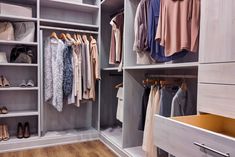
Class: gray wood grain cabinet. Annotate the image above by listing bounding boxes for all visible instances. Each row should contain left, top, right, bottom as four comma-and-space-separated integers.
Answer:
154, 0, 235, 157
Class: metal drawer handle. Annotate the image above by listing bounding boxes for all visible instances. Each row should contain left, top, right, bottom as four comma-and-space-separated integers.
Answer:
194, 142, 230, 157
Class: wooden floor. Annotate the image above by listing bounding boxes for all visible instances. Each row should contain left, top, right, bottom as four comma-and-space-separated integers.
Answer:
0, 140, 118, 157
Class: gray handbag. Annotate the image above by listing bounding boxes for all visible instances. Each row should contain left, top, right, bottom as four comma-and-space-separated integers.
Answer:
14, 22, 35, 42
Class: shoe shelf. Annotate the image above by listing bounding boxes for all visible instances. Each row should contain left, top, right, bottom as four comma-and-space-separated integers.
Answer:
0, 15, 37, 22
0, 87, 39, 91
0, 40, 38, 46
0, 63, 38, 67
0, 111, 38, 118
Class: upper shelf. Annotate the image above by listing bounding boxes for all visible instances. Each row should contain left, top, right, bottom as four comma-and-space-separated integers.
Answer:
40, 0, 99, 13
40, 18, 99, 31
0, 40, 38, 46
0, 15, 37, 22
124, 62, 199, 70
101, 0, 124, 12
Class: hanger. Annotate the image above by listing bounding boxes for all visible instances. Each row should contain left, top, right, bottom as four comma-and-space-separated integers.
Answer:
110, 8, 124, 19
50, 32, 59, 40
180, 78, 188, 91
66, 33, 74, 42
59, 33, 68, 41
77, 34, 83, 43
82, 34, 88, 43
115, 82, 123, 89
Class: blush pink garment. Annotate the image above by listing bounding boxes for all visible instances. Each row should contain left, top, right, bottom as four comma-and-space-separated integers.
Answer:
155, 0, 200, 56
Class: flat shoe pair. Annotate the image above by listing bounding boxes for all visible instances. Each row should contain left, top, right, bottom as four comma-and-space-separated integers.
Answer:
19, 80, 34, 87
0, 106, 8, 114
0, 76, 10, 87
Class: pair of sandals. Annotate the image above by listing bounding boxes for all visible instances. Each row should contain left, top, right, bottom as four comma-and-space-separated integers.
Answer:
0, 124, 9, 141
0, 106, 8, 114
0, 76, 10, 87
19, 80, 34, 87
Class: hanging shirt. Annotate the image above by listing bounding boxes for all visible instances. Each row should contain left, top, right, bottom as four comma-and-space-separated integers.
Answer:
138, 86, 151, 131
134, 0, 155, 64
155, 0, 200, 56
44, 37, 65, 112
148, 0, 188, 62
116, 87, 124, 123
109, 13, 124, 64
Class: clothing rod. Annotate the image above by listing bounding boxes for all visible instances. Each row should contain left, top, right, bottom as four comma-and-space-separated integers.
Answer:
146, 74, 197, 79
40, 25, 99, 34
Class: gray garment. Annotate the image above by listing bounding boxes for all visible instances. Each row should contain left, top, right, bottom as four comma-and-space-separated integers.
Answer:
44, 37, 65, 112
63, 45, 73, 96
44, 38, 53, 102
159, 86, 178, 117
81, 43, 87, 92
171, 88, 187, 117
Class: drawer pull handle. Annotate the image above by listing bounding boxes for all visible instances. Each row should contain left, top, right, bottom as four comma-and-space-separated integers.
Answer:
194, 142, 230, 157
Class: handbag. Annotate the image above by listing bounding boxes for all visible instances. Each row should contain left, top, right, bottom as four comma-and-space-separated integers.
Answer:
0, 52, 8, 63
10, 46, 34, 63
13, 22, 35, 42
0, 22, 14, 40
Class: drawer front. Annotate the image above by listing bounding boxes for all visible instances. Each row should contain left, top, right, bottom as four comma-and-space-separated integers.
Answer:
154, 115, 235, 157
199, 63, 235, 84
198, 84, 235, 119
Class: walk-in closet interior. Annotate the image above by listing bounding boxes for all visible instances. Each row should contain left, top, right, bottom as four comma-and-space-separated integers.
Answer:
0, 0, 235, 157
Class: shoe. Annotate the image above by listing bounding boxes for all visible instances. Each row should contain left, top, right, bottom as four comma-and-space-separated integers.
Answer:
2, 124, 9, 141
26, 80, 34, 87
1, 76, 10, 87
23, 122, 30, 138
17, 122, 24, 139
0, 78, 3, 87
0, 125, 3, 141
0, 106, 8, 114
19, 80, 27, 87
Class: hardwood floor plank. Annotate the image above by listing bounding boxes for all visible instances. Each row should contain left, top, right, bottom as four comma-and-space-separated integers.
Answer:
0, 140, 118, 157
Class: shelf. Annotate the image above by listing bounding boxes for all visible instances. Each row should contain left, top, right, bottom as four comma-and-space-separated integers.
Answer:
0, 111, 38, 118
101, 127, 122, 148
124, 62, 199, 70
0, 40, 38, 46
101, 0, 124, 12
102, 67, 120, 71
0, 87, 39, 91
40, 18, 99, 31
124, 146, 145, 157
0, 15, 37, 22
0, 63, 38, 67
0, 134, 39, 145
40, 0, 99, 13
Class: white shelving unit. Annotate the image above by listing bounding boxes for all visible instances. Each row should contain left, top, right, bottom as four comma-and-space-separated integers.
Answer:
0, 111, 38, 118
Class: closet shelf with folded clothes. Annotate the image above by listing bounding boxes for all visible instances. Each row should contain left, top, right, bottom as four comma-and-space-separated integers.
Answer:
0, 40, 38, 46
40, 19, 99, 31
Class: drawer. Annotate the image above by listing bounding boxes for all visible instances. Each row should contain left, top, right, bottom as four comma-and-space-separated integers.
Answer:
199, 63, 235, 84
198, 84, 235, 119
154, 114, 235, 157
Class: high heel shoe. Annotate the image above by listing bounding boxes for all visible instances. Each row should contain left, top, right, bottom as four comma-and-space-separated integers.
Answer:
2, 76, 10, 87
2, 124, 9, 141
24, 122, 30, 138
17, 122, 24, 139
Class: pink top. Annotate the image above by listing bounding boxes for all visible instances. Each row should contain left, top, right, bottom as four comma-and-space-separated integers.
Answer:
155, 0, 200, 56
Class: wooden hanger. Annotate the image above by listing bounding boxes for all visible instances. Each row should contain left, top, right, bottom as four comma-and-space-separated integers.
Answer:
77, 34, 83, 43
115, 82, 123, 89
66, 33, 74, 42
50, 32, 59, 40
142, 78, 158, 86
59, 33, 68, 41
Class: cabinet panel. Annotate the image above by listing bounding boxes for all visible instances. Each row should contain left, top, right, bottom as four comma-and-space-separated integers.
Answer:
199, 63, 235, 84
198, 83, 235, 119
199, 0, 235, 63
154, 114, 235, 157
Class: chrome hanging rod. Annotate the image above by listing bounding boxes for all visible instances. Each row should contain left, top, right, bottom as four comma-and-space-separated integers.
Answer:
40, 25, 99, 34
146, 74, 197, 79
